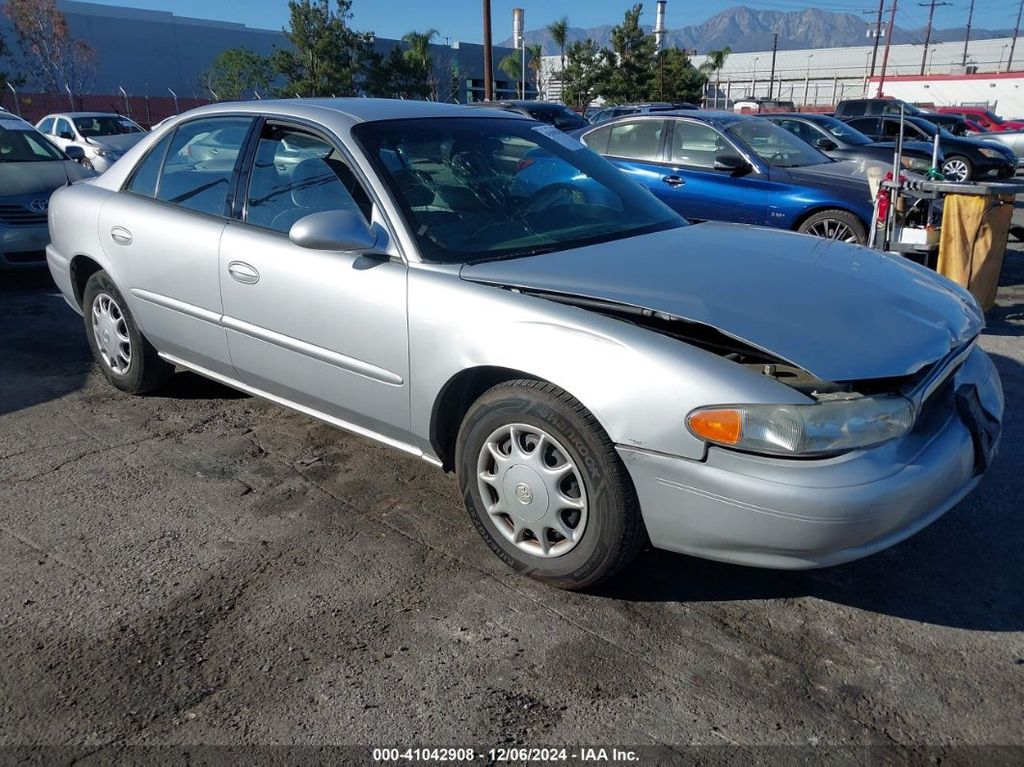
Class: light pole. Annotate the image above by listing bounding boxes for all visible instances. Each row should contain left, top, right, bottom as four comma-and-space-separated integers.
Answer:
1000, 44, 1010, 72
804, 53, 814, 106
118, 86, 131, 119
751, 57, 759, 95
167, 88, 179, 114
6, 82, 19, 117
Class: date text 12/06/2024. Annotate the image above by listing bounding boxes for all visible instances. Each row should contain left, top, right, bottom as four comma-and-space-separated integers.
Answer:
372, 747, 640, 762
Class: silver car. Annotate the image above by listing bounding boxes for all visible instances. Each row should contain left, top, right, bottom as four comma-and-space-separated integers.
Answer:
45, 99, 1003, 588
36, 112, 147, 172
0, 112, 92, 268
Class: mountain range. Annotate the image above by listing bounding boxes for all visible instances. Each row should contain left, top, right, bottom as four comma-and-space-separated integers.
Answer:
501, 6, 1011, 55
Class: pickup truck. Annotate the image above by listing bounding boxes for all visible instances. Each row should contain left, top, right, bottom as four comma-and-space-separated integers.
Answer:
834, 98, 971, 136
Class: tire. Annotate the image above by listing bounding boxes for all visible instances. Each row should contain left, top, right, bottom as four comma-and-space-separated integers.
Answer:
455, 379, 646, 590
941, 155, 973, 183
796, 209, 867, 245
82, 270, 173, 394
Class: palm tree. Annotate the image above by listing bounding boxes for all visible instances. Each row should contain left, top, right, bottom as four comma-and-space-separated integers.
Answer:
699, 47, 731, 107
547, 16, 570, 99
499, 52, 522, 98
528, 44, 544, 98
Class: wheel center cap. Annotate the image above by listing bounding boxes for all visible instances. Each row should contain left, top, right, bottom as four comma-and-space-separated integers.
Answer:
502, 464, 549, 522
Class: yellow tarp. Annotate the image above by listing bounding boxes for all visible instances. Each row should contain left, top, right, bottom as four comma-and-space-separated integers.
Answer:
937, 193, 1013, 312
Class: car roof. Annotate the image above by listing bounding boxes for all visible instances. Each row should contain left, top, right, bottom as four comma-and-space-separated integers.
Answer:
182, 98, 525, 127
586, 109, 750, 129
47, 112, 132, 118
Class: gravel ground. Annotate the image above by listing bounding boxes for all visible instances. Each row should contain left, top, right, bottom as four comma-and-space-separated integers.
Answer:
1, 214, 1023, 756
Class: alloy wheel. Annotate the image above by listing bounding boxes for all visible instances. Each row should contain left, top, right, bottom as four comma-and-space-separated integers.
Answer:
803, 218, 861, 243
476, 423, 588, 558
91, 293, 132, 375
942, 159, 970, 182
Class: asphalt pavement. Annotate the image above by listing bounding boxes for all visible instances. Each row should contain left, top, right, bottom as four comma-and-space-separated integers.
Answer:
1, 211, 1023, 757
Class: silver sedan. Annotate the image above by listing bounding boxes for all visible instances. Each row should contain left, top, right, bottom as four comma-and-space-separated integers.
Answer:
46, 99, 1003, 589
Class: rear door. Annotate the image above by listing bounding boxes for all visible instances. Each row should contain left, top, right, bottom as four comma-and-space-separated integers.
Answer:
582, 117, 670, 203
96, 115, 255, 376
217, 119, 411, 440
656, 118, 771, 224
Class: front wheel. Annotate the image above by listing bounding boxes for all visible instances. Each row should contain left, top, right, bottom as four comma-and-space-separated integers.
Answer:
83, 270, 173, 394
941, 155, 973, 183
796, 209, 867, 245
456, 380, 646, 590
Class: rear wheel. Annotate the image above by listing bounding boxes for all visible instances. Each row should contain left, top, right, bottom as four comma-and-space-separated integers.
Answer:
941, 155, 973, 182
796, 209, 867, 245
83, 270, 173, 394
456, 380, 646, 590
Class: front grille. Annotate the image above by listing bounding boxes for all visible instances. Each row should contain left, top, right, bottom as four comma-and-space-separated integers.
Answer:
4, 250, 46, 263
0, 204, 47, 226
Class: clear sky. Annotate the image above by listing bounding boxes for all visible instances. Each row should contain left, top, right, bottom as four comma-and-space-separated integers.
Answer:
90, 0, 1014, 44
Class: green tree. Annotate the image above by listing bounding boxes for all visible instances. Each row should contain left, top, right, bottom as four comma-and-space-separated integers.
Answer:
499, 52, 522, 98
601, 4, 656, 104
546, 16, 569, 99
527, 43, 543, 97
561, 38, 605, 109
364, 28, 437, 99
659, 48, 706, 104
202, 48, 273, 101
273, 0, 372, 97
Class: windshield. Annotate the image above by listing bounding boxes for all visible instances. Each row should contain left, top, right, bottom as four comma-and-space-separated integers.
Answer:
985, 111, 1003, 124
815, 116, 872, 145
0, 123, 65, 162
353, 117, 684, 264
727, 120, 830, 167
74, 115, 143, 137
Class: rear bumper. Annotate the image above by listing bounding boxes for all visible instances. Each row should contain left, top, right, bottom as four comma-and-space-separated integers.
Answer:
620, 346, 1003, 569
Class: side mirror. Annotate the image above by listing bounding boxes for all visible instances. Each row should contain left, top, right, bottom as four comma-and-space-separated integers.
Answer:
815, 137, 838, 151
289, 210, 381, 253
713, 153, 750, 173
64, 145, 86, 161
58, 131, 75, 140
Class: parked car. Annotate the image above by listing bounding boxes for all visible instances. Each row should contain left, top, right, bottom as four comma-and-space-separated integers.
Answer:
760, 112, 940, 172
834, 98, 971, 136
937, 106, 1024, 132
36, 112, 147, 172
45, 99, 1002, 588
842, 114, 1016, 181
467, 100, 587, 132
974, 129, 1024, 171
732, 98, 797, 114
562, 111, 874, 243
0, 113, 93, 268
588, 102, 697, 125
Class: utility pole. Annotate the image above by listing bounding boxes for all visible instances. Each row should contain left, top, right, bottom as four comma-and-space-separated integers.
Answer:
867, 0, 885, 78
1009, 0, 1024, 73
876, 0, 898, 95
918, 0, 951, 76
482, 0, 493, 101
961, 0, 974, 68
767, 33, 778, 99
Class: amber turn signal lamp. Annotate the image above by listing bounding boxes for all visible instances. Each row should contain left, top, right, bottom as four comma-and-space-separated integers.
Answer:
687, 408, 743, 445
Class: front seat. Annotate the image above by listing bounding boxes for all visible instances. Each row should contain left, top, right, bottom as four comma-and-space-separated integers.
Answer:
270, 158, 365, 232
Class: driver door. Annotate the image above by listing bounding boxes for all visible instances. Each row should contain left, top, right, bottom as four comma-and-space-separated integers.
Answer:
656, 119, 771, 224
218, 120, 411, 441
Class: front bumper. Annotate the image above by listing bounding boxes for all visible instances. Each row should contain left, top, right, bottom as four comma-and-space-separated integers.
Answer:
620, 346, 1003, 569
0, 223, 50, 269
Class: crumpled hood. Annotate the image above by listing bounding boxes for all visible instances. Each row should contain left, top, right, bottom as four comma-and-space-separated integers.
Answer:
0, 160, 86, 196
460, 223, 983, 382
86, 133, 144, 152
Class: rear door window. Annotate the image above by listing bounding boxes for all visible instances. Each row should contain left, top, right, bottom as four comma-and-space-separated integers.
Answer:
153, 117, 254, 217
605, 119, 665, 162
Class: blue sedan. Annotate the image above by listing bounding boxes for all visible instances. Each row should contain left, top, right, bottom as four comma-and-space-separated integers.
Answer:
519, 111, 877, 244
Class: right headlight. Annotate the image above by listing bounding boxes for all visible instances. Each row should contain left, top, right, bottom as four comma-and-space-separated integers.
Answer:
686, 395, 915, 457
978, 146, 1009, 160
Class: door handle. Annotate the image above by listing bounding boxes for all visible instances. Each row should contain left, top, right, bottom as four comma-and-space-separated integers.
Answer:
227, 261, 260, 285
110, 226, 133, 245
661, 175, 686, 187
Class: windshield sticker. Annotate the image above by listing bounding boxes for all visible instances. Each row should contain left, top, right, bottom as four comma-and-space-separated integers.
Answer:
532, 124, 584, 151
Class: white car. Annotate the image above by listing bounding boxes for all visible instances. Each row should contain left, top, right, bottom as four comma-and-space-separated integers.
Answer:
36, 112, 147, 172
